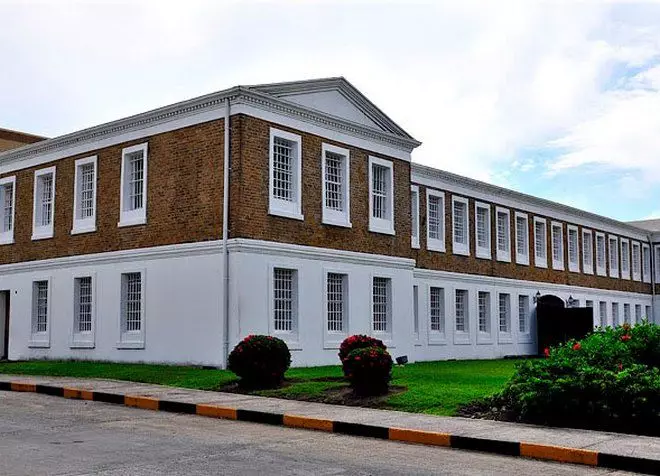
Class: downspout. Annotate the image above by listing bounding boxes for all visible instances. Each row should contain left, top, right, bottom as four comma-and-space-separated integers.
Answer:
221, 98, 231, 366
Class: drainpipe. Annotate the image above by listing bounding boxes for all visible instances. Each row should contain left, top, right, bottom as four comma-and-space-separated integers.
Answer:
649, 233, 656, 323
221, 98, 231, 366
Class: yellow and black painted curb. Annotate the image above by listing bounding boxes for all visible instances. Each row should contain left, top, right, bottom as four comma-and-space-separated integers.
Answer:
1, 380, 657, 475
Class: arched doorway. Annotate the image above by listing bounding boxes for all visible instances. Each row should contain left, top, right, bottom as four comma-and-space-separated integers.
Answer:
536, 294, 593, 355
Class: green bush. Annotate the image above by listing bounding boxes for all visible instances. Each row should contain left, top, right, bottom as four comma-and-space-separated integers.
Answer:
338, 334, 387, 375
495, 321, 660, 435
228, 335, 291, 389
343, 346, 393, 396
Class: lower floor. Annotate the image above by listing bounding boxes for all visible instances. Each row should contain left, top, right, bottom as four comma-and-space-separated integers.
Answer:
0, 239, 655, 367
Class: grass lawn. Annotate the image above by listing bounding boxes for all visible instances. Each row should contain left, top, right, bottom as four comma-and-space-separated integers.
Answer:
0, 358, 521, 416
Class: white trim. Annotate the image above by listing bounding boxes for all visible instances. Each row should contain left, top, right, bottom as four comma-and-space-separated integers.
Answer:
497, 291, 512, 344
474, 201, 491, 260
608, 235, 619, 279
631, 241, 642, 282
269, 128, 303, 221
595, 232, 606, 276
582, 228, 594, 275
321, 143, 351, 228
426, 188, 445, 252
514, 212, 529, 266
642, 243, 651, 284
0, 175, 16, 245
28, 277, 52, 348
70, 273, 97, 349
551, 221, 564, 270
71, 155, 98, 235
427, 284, 447, 345
495, 207, 511, 263
118, 142, 148, 227
370, 273, 393, 342
567, 224, 580, 273
368, 156, 395, 235
452, 195, 470, 256
117, 269, 146, 349
453, 288, 471, 345
268, 263, 301, 349
533, 217, 547, 269
476, 290, 493, 344
410, 185, 420, 249
620, 238, 630, 280
322, 267, 349, 348
31, 166, 56, 241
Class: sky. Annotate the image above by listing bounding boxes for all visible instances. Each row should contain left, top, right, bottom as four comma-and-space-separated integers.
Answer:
1, 1, 660, 222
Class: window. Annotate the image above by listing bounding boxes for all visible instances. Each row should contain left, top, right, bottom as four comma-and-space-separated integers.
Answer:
326, 273, 347, 333
475, 202, 491, 259
646, 305, 652, 321
478, 291, 490, 334
567, 226, 579, 273
72, 276, 95, 348
495, 208, 511, 262
0, 176, 16, 244
119, 143, 148, 227
551, 222, 564, 270
72, 156, 97, 234
623, 303, 631, 324
372, 277, 391, 333
586, 300, 593, 308
534, 217, 547, 268
426, 189, 445, 252
596, 233, 606, 276
273, 268, 297, 333
518, 295, 530, 334
32, 166, 56, 240
452, 196, 469, 255
498, 293, 510, 333
30, 280, 50, 347
368, 157, 394, 234
455, 289, 468, 333
635, 304, 642, 324
656, 246, 660, 283
321, 143, 350, 227
608, 236, 619, 278
411, 185, 420, 248
413, 285, 419, 339
515, 212, 529, 265
643, 244, 651, 283
429, 286, 445, 334
582, 229, 593, 274
599, 302, 607, 327
612, 302, 619, 326
119, 272, 145, 348
631, 241, 641, 281
620, 239, 630, 279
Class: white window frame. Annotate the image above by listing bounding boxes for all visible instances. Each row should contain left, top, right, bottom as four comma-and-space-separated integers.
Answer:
321, 143, 350, 228
595, 232, 606, 276
655, 245, 660, 284
612, 302, 620, 326
413, 285, 420, 343
517, 294, 532, 343
323, 269, 348, 348
567, 225, 579, 273
608, 235, 619, 278
71, 274, 96, 349
453, 288, 470, 345
498, 292, 512, 343
0, 175, 16, 245
646, 305, 652, 321
635, 304, 642, 324
452, 196, 469, 256
426, 189, 445, 252
428, 285, 447, 345
598, 301, 608, 327
370, 275, 393, 340
514, 212, 529, 266
117, 270, 146, 349
623, 303, 631, 324
620, 238, 630, 280
642, 243, 651, 283
72, 155, 98, 235
368, 156, 394, 235
410, 185, 420, 249
631, 241, 641, 282
268, 265, 300, 348
495, 207, 511, 262
474, 202, 491, 259
29, 278, 51, 348
477, 290, 493, 344
533, 217, 547, 268
32, 166, 56, 241
582, 229, 593, 275
551, 221, 564, 270
119, 142, 149, 227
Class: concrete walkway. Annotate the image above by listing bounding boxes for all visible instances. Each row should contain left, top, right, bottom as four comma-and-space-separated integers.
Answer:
1, 374, 658, 474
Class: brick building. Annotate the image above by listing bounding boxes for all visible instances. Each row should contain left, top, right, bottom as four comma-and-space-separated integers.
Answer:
0, 78, 656, 367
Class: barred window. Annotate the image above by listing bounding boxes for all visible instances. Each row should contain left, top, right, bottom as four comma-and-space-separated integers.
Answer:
128, 151, 144, 211
326, 273, 346, 333
534, 219, 547, 261
612, 302, 619, 326
646, 305, 652, 321
499, 293, 510, 333
583, 231, 593, 271
568, 228, 578, 267
599, 301, 607, 327
33, 281, 48, 334
38, 173, 53, 227
372, 277, 390, 333
1, 181, 13, 233
621, 241, 630, 275
455, 289, 468, 332
518, 295, 529, 333
123, 273, 142, 332
430, 286, 445, 333
428, 194, 443, 240
643, 245, 651, 281
120, 144, 148, 227
413, 285, 419, 336
411, 188, 419, 246
476, 206, 489, 251
453, 198, 468, 253
324, 152, 343, 211
635, 304, 642, 323
516, 215, 528, 261
274, 268, 296, 332
596, 235, 606, 270
80, 164, 95, 218
478, 291, 490, 333
273, 137, 294, 201
551, 224, 563, 265
623, 303, 631, 324
496, 210, 509, 254
372, 165, 388, 219
75, 277, 93, 333
632, 242, 641, 278
609, 237, 619, 275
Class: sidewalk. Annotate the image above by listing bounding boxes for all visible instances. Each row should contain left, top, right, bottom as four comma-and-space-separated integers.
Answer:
1, 374, 658, 474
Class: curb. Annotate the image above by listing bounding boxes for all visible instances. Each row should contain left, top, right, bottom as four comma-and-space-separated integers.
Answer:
1, 380, 657, 474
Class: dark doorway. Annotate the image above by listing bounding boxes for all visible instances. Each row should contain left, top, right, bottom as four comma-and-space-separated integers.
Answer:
0, 291, 9, 360
536, 294, 593, 355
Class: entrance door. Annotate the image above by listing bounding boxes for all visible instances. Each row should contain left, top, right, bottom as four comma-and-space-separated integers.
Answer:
0, 291, 8, 360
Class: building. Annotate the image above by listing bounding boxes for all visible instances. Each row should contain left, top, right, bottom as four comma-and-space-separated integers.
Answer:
0, 128, 46, 153
0, 77, 656, 367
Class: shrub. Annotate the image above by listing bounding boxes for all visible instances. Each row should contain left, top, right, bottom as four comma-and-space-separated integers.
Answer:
338, 334, 387, 374
493, 321, 660, 436
228, 335, 291, 389
343, 346, 393, 396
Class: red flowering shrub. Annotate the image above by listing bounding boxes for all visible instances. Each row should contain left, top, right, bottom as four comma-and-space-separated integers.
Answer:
572, 342, 582, 351
228, 335, 291, 389
343, 346, 393, 396
338, 334, 387, 375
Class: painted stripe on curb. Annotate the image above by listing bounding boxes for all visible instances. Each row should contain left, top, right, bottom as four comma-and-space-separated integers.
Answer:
0, 381, 10, 391
93, 391, 124, 405
10, 382, 36, 392
196, 404, 238, 420
598, 453, 660, 475
450, 435, 520, 457
520, 442, 598, 466
283, 414, 334, 432
237, 409, 284, 426
389, 428, 451, 447
125, 395, 160, 411
63, 387, 94, 400
35, 384, 64, 397
158, 400, 197, 414
333, 421, 389, 440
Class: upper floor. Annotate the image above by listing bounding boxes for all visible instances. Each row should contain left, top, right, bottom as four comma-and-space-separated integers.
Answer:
0, 128, 46, 153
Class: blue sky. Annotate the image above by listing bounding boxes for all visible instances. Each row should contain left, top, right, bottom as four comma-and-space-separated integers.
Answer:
1, 1, 659, 222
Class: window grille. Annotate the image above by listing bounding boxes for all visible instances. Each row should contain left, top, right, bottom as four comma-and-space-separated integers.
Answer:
428, 195, 443, 240
39, 174, 53, 226
326, 273, 345, 333
76, 277, 93, 332
497, 212, 509, 252
372, 277, 389, 332
476, 207, 489, 249
596, 236, 606, 268
609, 239, 619, 272
411, 190, 419, 241
518, 295, 529, 333
371, 165, 388, 219
455, 289, 467, 332
599, 302, 607, 327
635, 304, 642, 323
79, 163, 95, 218
499, 294, 510, 333
478, 291, 489, 333
430, 287, 444, 333
272, 137, 294, 201
643, 246, 650, 279
324, 152, 343, 211
33, 281, 48, 333
124, 273, 142, 332
453, 201, 466, 244
128, 152, 144, 211
516, 216, 527, 256
274, 268, 295, 332
583, 232, 593, 268
535, 222, 546, 258
552, 225, 562, 262
2, 183, 12, 233
646, 305, 652, 320
632, 243, 641, 276
612, 302, 619, 325
621, 241, 629, 273
413, 285, 419, 335
568, 229, 578, 264
624, 304, 631, 324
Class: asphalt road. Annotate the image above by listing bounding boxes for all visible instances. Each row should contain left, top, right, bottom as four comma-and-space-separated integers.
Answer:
0, 391, 635, 475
